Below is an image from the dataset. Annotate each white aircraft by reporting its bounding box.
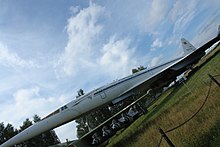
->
[1,26,220,147]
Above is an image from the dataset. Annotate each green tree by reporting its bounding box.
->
[33,114,60,146]
[76,116,89,138]
[32,114,60,146]
[75,104,124,138]
[132,68,139,74]
[17,115,60,147]
[132,65,145,74]
[0,123,18,143]
[1,115,60,146]
[4,124,18,141]
[0,122,5,144]
[0,122,18,145]
[20,118,32,131]
[33,114,41,123]
[18,118,36,147]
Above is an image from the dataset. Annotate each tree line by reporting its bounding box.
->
[0,114,60,147]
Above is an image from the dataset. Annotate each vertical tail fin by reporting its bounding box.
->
[181,38,196,55]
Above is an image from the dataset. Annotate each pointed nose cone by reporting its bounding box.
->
[0,123,40,147]
[0,107,81,147]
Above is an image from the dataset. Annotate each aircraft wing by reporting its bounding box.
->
[118,35,220,98]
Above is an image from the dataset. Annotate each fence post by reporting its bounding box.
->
[208,74,220,87]
[158,127,175,147]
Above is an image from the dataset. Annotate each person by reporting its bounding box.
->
[77,89,84,96]
[92,132,101,145]
[110,119,121,130]
[127,106,138,118]
[102,126,111,137]
[118,113,130,126]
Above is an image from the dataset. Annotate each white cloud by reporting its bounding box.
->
[135,0,171,33]
[69,6,80,14]
[150,38,163,51]
[1,87,67,126]
[148,0,169,28]
[150,48,156,51]
[0,42,35,68]
[149,55,163,67]
[56,3,139,80]
[99,36,136,77]
[57,3,104,76]
[170,1,198,36]
[191,12,220,47]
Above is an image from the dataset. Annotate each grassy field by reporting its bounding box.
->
[107,46,220,147]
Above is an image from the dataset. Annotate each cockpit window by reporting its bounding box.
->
[61,105,68,111]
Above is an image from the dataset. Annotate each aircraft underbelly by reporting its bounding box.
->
[171,51,204,71]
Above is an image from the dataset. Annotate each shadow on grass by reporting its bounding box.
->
[143,84,183,124]
[110,85,184,147]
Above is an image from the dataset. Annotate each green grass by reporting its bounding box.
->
[107,46,220,147]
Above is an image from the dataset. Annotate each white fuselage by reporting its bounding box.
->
[0,57,180,147]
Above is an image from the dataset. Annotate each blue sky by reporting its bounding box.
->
[0,0,219,142]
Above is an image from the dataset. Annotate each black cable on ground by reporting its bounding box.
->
[213,74,220,77]
[165,79,213,133]
[157,136,163,147]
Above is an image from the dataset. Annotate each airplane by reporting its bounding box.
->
[1,25,220,147]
